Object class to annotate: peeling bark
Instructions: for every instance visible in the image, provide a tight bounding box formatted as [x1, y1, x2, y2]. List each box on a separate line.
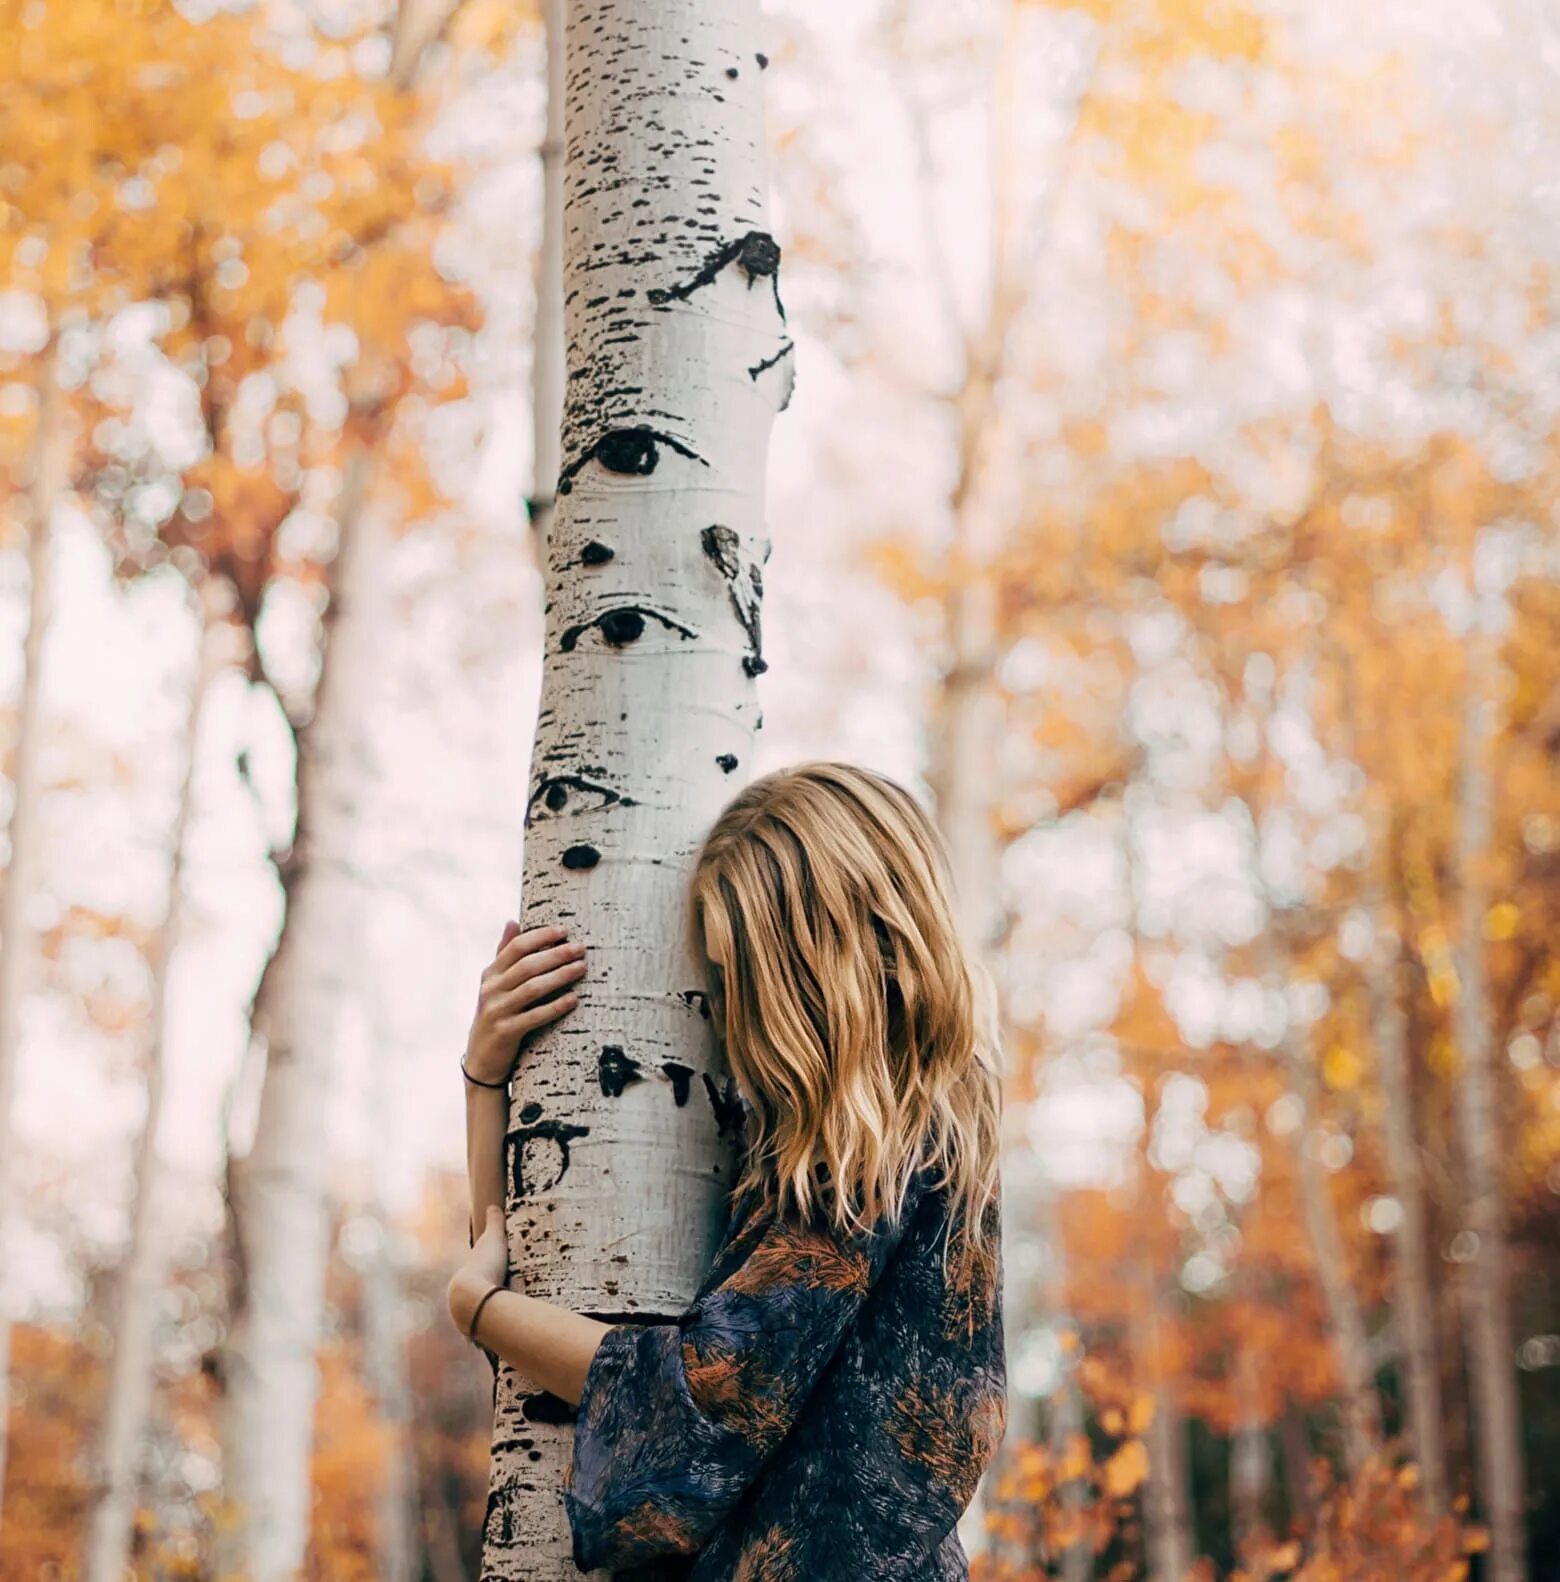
[480, 3, 789, 1576]
[85, 579, 225, 1582]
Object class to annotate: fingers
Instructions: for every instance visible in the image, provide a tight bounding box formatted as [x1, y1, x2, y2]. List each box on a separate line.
[491, 937, 585, 992]
[492, 922, 567, 973]
[498, 982, 582, 1039]
[497, 956, 586, 1016]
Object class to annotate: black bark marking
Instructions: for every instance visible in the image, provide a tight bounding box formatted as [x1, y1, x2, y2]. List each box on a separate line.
[519, 1101, 543, 1125]
[509, 1119, 590, 1199]
[518, 1390, 576, 1425]
[701, 525, 766, 677]
[527, 772, 634, 826]
[756, 52, 769, 68]
[661, 1061, 695, 1105]
[702, 1071, 745, 1137]
[557, 427, 707, 495]
[599, 609, 645, 645]
[599, 1044, 644, 1097]
[560, 605, 698, 651]
[562, 844, 601, 870]
[725, 65, 739, 79]
[646, 229, 785, 321]
[679, 988, 712, 1019]
[579, 540, 615, 565]
[748, 340, 794, 382]
[716, 753, 738, 774]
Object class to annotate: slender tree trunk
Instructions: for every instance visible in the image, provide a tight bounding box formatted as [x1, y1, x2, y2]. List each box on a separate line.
[1279, 997, 1382, 1476]
[84, 578, 225, 1582]
[1230, 1345, 1272, 1560]
[479, 4, 791, 1575]
[1366, 886, 1446, 1514]
[526, 0, 564, 551]
[361, 1223, 416, 1582]
[1453, 622, 1527, 1582]
[1120, 798, 1193, 1582]
[361, 958, 418, 1582]
[1132, 1263, 1193, 1582]
[217, 456, 377, 1582]
[0, 346, 68, 1525]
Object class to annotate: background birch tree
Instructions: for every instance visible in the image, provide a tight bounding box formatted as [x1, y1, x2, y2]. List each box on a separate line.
[480, 0, 793, 1574]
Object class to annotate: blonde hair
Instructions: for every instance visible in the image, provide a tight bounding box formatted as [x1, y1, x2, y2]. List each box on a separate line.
[688, 760, 1003, 1294]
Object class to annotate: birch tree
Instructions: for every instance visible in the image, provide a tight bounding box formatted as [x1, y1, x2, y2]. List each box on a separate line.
[1453, 614, 1527, 1582]
[83, 576, 228, 1582]
[480, 2, 792, 1574]
[217, 455, 379, 1582]
[0, 344, 69, 1521]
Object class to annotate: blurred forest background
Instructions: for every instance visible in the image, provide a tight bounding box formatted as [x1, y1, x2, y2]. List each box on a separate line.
[2, 0, 1559, 1578]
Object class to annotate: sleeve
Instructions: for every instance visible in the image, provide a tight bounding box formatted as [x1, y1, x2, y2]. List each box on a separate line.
[562, 1180, 921, 1574]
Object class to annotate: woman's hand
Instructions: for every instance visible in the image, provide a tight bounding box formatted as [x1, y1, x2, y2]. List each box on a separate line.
[448, 1203, 509, 1337]
[464, 920, 587, 1086]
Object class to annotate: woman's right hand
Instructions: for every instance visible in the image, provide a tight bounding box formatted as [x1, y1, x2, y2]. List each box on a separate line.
[464, 920, 586, 1086]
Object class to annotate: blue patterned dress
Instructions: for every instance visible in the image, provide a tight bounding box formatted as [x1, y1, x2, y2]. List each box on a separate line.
[562, 1161, 1007, 1580]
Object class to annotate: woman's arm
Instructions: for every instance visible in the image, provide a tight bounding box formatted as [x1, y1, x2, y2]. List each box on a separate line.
[460, 920, 587, 1243]
[448, 1207, 612, 1405]
[464, 1083, 508, 1246]
[451, 919, 603, 1389]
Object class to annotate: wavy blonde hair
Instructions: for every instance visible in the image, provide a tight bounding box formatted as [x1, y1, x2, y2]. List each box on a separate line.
[688, 761, 1003, 1290]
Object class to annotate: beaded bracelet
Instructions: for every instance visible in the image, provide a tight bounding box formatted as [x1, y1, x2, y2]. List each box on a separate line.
[467, 1283, 503, 1343]
[461, 1056, 509, 1090]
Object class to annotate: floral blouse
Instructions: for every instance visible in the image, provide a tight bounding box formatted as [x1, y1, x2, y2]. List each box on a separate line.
[562, 1160, 1007, 1580]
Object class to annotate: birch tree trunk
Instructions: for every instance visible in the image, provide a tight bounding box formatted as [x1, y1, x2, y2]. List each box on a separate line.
[526, 0, 565, 550]
[0, 345, 69, 1524]
[361, 1222, 417, 1582]
[218, 456, 378, 1582]
[480, 4, 791, 1576]
[1274, 952, 1381, 1477]
[1121, 796, 1193, 1582]
[85, 577, 226, 1582]
[1453, 621, 1527, 1582]
[1366, 886, 1446, 1514]
[1132, 1266, 1194, 1582]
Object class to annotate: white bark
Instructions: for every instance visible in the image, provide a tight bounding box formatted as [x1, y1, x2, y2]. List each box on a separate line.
[218, 457, 379, 1582]
[0, 346, 69, 1523]
[1230, 1342, 1272, 1560]
[1454, 623, 1527, 1582]
[480, 3, 790, 1575]
[526, 0, 565, 550]
[1132, 1268, 1193, 1582]
[1121, 797, 1193, 1582]
[85, 577, 226, 1582]
[1367, 891, 1446, 1514]
[361, 1225, 417, 1582]
[1273, 941, 1381, 1477]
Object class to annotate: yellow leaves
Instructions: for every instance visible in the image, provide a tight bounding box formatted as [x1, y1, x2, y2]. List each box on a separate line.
[1323, 1043, 1364, 1092]
[1483, 902, 1519, 942]
[1102, 1437, 1149, 1498]
[1128, 1391, 1156, 1434]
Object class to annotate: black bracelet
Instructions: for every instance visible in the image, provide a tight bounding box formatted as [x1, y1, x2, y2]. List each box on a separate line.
[461, 1056, 509, 1090]
[467, 1282, 503, 1343]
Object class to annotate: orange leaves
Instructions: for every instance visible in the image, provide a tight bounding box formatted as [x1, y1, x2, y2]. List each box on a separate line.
[1101, 1436, 1150, 1497]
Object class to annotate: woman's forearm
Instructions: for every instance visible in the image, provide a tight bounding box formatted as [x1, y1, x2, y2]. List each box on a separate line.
[465, 1082, 509, 1245]
[450, 1275, 613, 1405]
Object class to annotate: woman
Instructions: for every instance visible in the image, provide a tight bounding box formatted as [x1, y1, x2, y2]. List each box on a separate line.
[447, 761, 1008, 1579]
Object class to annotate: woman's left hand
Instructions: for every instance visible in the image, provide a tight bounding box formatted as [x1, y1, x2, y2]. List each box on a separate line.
[448, 1203, 510, 1337]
